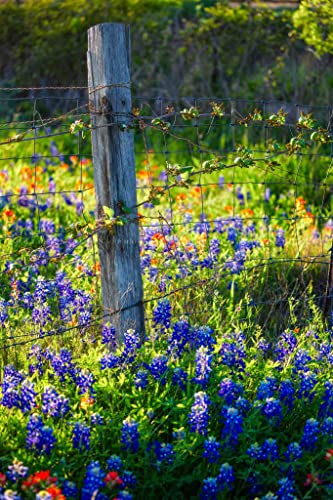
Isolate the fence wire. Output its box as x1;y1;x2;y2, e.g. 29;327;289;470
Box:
0;89;333;353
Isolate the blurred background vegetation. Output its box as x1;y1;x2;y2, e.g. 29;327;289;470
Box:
0;0;332;103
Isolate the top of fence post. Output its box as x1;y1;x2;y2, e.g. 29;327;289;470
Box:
87;23;145;343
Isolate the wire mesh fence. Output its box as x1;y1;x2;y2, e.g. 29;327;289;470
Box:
0;87;333;356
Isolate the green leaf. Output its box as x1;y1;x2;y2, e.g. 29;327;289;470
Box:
103;206;114;219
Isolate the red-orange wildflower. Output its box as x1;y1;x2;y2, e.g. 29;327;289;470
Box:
104;471;123;487
46;485;66;499
304;473;322;487
0;473;6;487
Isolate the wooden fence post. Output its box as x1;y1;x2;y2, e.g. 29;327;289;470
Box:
87;23;145;341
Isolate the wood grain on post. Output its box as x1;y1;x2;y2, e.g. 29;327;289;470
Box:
87;23;145;342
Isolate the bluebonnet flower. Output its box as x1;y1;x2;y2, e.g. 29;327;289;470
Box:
298;371;317;401
101;322;117;350
1;366;25;397
279;380;295;411
221;406;243;447
153;441;175;469
50;140;59;156
158;279;168;293
17;380;36;413
209;239;220;258
46;235;61;255
257;339;271;355
300;418;319;451
100;352;119;370
194;219;210;234
32;303;51;328
236;186;245;205
119;329;141;365
121;418;140;453
7;460;28;481
31;278;52;329
201;477;219;500
74;290;92;326
22;292;34;311
56;271;75;323
172;429;185;440
33;277;51;302
26;414;56;454
238;239;260;252
274;330;297;365
219;378;244;405
224;250;246;274
75;369;95;396
276;477;296;500
227;227;237;245
191;325;216;351
235;396;252;415
200;256;214;269
318;343;333;363
122;470;137;488
245;222;256;234
106;455;123;472
203;437;221;464
284;442;302;462
264;187;271;202
214;218;228;234
28;345;51;376
76;200;84;215
81;461;105;500
167;318;191;357
319;381;333;418
42;386;70;417
233;216;243;230
148;355;168;384
261;439;279;461
192;347;212;389
62;480;78;498
141;254;152;273
322;417;333;437
219;332;246;371
72;422;91;451
50;348;76;381
39;218;55;235
246;472;265;496
189;391;210;435
256;377;278;400
275;229;285;248
134;370;149;389
247;442;265;460
293;348;311;372
217;463;234;491
153;299;172;331
261;397;283;423
172;367;188;391
0;299;8;326
32;249;49;267
218;175;224;189
91;413;104;425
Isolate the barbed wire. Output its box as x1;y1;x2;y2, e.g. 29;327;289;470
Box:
0;92;333;352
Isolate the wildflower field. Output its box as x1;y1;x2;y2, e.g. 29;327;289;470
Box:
1;105;333;500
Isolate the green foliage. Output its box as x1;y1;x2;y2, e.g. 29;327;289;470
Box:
0;0;182;85
293;0;333;56
0;0;332;105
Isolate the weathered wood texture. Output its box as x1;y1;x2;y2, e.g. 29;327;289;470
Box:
87;23;145;341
